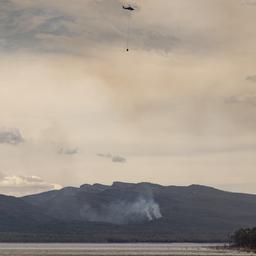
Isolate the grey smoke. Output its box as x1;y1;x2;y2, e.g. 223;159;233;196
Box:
121;197;162;221
79;197;162;224
0;128;24;145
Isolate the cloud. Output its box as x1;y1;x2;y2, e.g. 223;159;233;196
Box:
0;0;76;52
0;128;24;145
58;147;79;155
112;155;126;163
1;0;256;194
246;75;256;82
0;0;221;55
97;153;127;163
0;172;62;196
97;153;112;158
241;0;256;6
225;94;256;106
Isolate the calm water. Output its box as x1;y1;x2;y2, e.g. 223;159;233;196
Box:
0;243;254;256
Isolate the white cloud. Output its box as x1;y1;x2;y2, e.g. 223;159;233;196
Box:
0;172;62;196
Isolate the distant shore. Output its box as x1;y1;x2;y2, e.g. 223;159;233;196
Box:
217;244;256;254
0;233;228;243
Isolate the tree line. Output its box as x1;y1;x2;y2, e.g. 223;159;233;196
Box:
232;227;256;249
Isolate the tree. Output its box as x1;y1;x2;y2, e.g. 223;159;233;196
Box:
232;227;256;249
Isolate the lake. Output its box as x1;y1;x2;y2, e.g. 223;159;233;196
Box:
0;243;254;256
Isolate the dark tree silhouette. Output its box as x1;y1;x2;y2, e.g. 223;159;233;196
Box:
232;227;256;249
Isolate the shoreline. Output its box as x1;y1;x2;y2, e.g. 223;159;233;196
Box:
217;244;256;254
0;241;227;245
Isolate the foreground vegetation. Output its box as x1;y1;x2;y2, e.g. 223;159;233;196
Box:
232;228;256;249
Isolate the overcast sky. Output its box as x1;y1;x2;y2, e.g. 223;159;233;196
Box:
1;0;256;196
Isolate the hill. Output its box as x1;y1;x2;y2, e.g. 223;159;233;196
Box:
0;194;53;232
0;182;256;242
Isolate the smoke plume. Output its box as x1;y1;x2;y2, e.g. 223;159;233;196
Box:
79;197;162;224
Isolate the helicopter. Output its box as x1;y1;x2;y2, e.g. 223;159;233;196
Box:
122;4;136;51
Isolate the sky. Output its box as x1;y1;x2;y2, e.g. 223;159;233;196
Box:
1;0;256;196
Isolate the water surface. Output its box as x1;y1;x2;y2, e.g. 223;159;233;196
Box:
0;243;254;256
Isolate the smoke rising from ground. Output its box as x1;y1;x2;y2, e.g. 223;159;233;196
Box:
80;197;162;224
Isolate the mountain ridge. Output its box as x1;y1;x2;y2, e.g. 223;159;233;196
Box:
0;182;255;242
